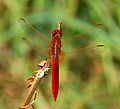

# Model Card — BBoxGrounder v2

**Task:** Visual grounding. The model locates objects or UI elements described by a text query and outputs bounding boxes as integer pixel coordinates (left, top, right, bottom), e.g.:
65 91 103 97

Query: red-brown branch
19 59 50 109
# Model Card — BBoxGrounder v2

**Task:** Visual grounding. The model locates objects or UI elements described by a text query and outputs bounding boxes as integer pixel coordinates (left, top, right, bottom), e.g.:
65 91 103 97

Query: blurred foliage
0 0 120 109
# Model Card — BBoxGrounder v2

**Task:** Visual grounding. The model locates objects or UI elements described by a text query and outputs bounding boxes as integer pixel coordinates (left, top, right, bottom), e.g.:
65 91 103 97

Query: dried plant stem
23 76 42 106
19 59 50 109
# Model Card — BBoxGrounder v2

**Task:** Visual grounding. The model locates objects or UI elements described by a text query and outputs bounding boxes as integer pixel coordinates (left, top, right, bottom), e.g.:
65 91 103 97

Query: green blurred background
0 0 120 109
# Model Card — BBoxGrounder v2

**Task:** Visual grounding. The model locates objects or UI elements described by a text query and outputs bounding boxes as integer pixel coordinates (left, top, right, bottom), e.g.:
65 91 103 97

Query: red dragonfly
19 18 105 102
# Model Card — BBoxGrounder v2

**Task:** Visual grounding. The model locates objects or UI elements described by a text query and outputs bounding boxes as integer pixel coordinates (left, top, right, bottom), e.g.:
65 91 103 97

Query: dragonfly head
51 29 62 39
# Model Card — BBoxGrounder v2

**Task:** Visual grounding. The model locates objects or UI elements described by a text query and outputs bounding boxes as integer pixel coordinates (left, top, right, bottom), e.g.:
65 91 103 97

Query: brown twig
19 59 50 109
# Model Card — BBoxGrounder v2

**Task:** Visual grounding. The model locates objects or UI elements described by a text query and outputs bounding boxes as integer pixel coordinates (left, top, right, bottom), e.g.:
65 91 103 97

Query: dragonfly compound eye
52 29 62 38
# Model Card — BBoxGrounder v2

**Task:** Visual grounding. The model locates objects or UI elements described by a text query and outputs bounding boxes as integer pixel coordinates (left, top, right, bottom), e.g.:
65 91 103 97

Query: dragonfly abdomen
51 56 59 101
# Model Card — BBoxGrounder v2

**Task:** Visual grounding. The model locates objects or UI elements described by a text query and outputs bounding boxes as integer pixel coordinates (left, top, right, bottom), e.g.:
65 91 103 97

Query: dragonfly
19 18 105 102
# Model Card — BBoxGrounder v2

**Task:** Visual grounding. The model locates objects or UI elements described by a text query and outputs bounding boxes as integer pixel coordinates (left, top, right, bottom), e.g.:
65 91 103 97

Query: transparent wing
19 18 51 59
62 24 104 47
59 44 106 64
62 24 104 50
22 37 50 59
61 24 106 59
63 44 106 55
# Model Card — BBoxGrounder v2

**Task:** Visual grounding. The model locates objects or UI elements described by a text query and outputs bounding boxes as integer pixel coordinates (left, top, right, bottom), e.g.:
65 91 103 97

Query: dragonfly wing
18 18 50 39
22 37 50 60
62 23 104 48
62 44 106 59
19 18 50 59
61 23 105 58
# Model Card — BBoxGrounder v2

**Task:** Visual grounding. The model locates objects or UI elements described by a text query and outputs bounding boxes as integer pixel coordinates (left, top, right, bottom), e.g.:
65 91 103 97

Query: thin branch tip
19 59 50 109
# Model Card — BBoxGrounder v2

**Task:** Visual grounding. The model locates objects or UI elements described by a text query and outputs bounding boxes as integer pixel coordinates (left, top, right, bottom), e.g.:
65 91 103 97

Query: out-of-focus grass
0 0 120 109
